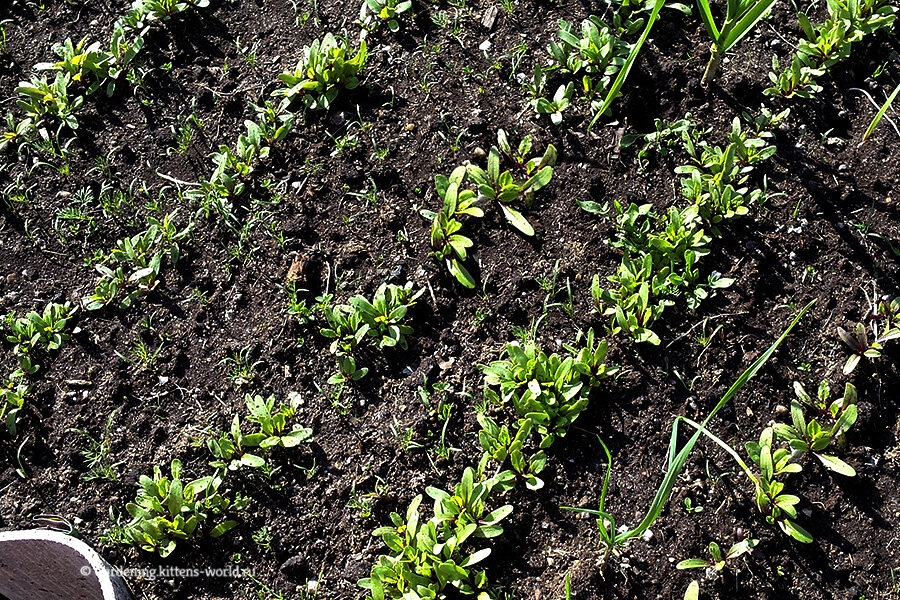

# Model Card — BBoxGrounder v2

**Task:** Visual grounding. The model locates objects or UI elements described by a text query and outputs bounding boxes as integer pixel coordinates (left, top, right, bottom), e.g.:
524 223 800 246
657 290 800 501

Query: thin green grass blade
862 82 900 144
697 0 720 41
588 0 666 131
614 300 814 544
722 0 777 50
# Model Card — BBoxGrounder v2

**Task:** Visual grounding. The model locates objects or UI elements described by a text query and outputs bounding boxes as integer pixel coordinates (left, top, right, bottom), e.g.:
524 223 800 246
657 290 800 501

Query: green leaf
210 520 238 538
684 580 700 600
814 453 856 476
499 203 534 236
676 559 709 570
779 518 813 543
576 199 609 215
863 82 900 143
460 547 491 567
722 0 777 52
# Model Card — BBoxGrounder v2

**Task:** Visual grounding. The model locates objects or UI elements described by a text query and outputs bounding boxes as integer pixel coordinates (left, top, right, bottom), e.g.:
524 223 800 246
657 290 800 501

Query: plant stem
701 45 721 86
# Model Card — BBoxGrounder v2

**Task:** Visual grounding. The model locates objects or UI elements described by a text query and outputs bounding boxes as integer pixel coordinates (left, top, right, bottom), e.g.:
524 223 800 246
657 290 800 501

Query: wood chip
481 6 497 30
287 255 308 282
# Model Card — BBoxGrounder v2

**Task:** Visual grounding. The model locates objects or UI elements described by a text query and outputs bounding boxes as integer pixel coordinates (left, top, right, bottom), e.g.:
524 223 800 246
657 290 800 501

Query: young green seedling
277 33 368 111
360 0 412 31
837 296 900 374
676 538 758 571
696 0 777 84
535 82 573 125
466 130 556 236
773 399 857 476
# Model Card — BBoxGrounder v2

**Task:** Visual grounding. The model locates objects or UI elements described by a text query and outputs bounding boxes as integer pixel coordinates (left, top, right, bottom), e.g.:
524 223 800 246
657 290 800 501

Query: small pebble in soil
405 122 415 131
473 147 486 158
838 164 848 172
775 404 789 417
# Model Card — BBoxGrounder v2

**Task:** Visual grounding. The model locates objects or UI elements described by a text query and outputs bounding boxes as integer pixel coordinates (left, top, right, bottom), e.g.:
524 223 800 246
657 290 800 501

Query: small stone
280 556 307 582
775 404 789 417
405 122 416 132
838 164 848 172
65 380 92 387
481 5 498 30
473 147 486 158
56 191 70 199
6 273 15 283
642 529 654 543
478 40 491 51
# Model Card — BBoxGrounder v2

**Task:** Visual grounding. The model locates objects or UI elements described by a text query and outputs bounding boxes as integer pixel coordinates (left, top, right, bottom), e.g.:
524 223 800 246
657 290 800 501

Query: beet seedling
209 392 313 472
838 296 900 374
361 467 514 600
321 283 422 382
0 377 28 436
466 130 556 236
360 0 412 31
16 73 84 130
481 330 614 448
124 460 249 557
277 33 368 111
677 539 758 600
677 538 758 572
773 398 857 476
422 165 483 288
535 82 574 125
765 0 896 98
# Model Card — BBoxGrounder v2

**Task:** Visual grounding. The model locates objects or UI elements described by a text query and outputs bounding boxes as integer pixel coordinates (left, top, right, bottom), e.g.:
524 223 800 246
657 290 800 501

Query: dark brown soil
1 0 899 599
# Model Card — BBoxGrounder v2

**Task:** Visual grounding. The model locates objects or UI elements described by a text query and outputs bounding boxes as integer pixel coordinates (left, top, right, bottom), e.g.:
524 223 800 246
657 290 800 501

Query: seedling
535 82 573 125
677 538 758 571
837 295 900 374
69 410 121 481
0 377 29 436
124 459 248 557
360 0 412 31
360 467 513 600
16 73 84 130
765 0 896 98
696 0 777 84
277 33 368 111
862 83 900 144
481 330 614 448
82 213 191 311
466 130 557 236
773 398 857 476
320 283 422 382
685 421 813 543
421 165 483 288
